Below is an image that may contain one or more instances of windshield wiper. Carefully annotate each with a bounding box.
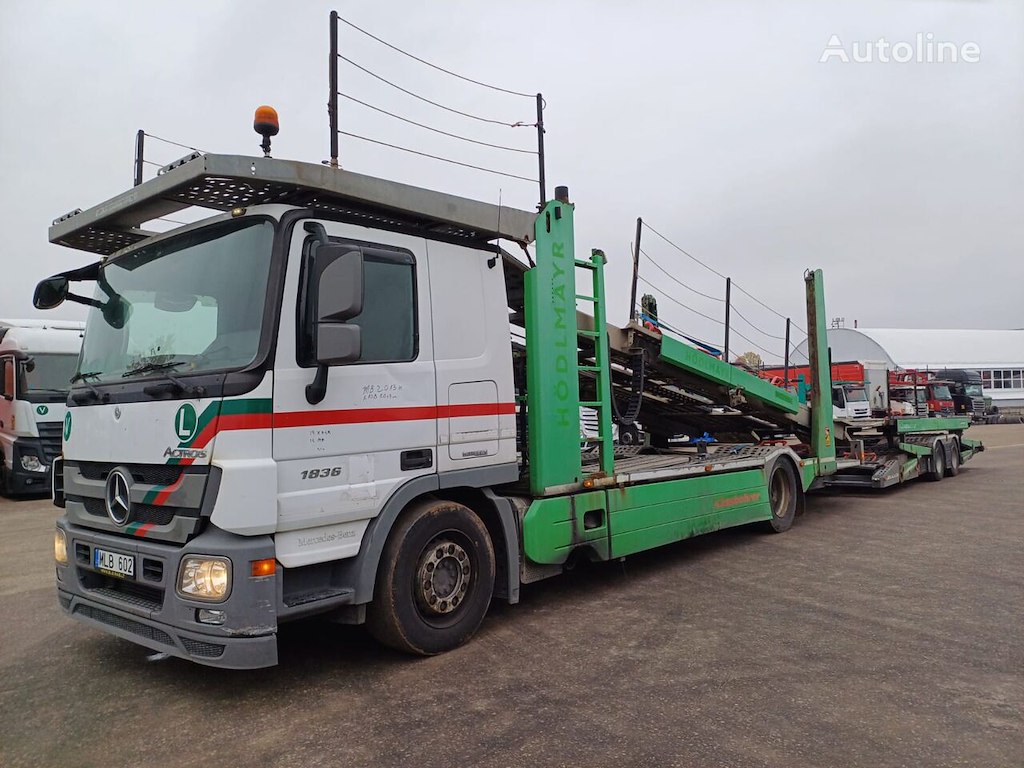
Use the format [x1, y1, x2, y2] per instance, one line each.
[69, 371, 108, 404]
[127, 360, 205, 397]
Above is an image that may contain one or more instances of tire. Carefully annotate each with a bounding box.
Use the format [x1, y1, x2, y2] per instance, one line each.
[927, 442, 945, 482]
[761, 459, 798, 534]
[367, 499, 495, 655]
[0, 454, 13, 497]
[945, 442, 961, 477]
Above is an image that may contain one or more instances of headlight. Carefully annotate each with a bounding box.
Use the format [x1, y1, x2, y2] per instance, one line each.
[54, 528, 68, 565]
[21, 454, 45, 472]
[177, 556, 231, 602]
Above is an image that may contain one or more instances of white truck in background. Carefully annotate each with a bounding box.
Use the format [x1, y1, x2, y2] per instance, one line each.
[0, 319, 84, 495]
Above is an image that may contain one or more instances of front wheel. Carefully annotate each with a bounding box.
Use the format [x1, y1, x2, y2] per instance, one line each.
[367, 499, 495, 655]
[761, 459, 798, 534]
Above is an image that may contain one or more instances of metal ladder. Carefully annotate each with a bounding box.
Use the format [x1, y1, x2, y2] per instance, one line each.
[575, 249, 614, 476]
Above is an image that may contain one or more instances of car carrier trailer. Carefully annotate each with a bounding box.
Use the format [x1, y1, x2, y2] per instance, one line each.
[36, 124, 981, 668]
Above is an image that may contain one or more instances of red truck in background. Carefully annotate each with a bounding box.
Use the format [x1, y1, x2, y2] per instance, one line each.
[762, 361, 955, 419]
[889, 370, 955, 417]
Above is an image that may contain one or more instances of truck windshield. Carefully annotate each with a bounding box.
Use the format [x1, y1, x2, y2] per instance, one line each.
[77, 219, 274, 383]
[930, 384, 952, 400]
[845, 387, 867, 402]
[965, 384, 984, 397]
[22, 353, 79, 401]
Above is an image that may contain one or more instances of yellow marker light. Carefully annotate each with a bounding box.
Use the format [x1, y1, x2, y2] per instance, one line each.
[582, 478, 594, 489]
[251, 558, 276, 578]
[54, 528, 68, 565]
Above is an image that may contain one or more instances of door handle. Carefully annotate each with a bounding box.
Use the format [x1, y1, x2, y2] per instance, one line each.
[400, 449, 433, 471]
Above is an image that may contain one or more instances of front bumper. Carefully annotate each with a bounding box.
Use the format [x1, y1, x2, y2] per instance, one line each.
[56, 518, 280, 669]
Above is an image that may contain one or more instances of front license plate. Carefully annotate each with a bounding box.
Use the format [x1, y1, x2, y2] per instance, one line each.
[94, 548, 135, 579]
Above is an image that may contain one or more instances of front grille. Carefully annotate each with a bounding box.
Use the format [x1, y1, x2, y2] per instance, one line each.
[83, 498, 189, 526]
[80, 570, 164, 611]
[972, 397, 986, 414]
[77, 462, 184, 486]
[74, 604, 174, 646]
[37, 422, 63, 464]
[181, 637, 226, 658]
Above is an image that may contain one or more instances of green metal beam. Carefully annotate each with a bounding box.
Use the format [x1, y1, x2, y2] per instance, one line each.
[525, 199, 583, 494]
[658, 334, 800, 414]
[804, 269, 836, 473]
[895, 416, 970, 434]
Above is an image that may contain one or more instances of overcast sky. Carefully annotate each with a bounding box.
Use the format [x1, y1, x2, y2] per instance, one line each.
[1, 0, 1020, 362]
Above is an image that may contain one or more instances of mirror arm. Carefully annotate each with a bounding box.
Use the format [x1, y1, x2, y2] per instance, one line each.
[305, 364, 328, 405]
[66, 292, 103, 309]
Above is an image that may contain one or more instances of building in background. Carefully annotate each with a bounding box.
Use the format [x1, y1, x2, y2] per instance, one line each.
[792, 328, 1024, 410]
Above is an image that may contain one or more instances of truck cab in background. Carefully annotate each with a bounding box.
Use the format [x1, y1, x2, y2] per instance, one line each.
[0, 320, 84, 495]
[933, 369, 986, 418]
[831, 382, 871, 420]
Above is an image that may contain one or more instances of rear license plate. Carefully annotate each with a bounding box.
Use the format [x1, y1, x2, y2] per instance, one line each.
[94, 548, 135, 579]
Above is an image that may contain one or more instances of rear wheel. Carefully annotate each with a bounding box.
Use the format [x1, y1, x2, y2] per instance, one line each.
[927, 442, 945, 481]
[762, 459, 798, 534]
[945, 442, 961, 477]
[367, 499, 495, 655]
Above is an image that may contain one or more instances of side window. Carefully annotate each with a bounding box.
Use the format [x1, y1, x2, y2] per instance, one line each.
[0, 359, 11, 399]
[299, 238, 417, 366]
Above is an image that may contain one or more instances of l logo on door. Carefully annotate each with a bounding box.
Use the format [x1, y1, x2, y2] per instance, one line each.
[175, 403, 198, 443]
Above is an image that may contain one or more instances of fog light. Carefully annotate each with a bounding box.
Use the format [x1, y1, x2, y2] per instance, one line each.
[177, 556, 232, 602]
[54, 528, 68, 565]
[197, 609, 226, 625]
[21, 454, 45, 472]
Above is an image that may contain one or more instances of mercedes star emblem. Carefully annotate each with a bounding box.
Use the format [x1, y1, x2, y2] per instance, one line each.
[104, 468, 132, 525]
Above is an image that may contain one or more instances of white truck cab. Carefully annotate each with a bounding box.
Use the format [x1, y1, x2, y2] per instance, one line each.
[0, 319, 84, 495]
[831, 382, 871, 421]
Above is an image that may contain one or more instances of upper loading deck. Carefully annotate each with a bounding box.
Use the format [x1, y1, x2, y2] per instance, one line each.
[49, 153, 538, 256]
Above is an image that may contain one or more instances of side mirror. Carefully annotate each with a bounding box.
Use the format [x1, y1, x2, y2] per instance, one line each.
[33, 276, 69, 309]
[305, 245, 365, 404]
[317, 248, 364, 322]
[3, 361, 15, 400]
[101, 296, 131, 329]
[317, 323, 362, 365]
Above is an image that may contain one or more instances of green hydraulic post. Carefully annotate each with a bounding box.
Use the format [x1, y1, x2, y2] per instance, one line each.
[578, 248, 614, 476]
[805, 269, 837, 474]
[525, 191, 583, 494]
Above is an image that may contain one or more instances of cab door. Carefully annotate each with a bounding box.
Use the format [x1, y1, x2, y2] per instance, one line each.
[271, 220, 437, 566]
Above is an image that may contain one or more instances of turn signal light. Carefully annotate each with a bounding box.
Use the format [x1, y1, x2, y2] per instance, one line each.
[251, 558, 276, 578]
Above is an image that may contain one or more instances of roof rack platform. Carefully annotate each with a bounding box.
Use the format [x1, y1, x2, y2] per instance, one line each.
[50, 153, 538, 256]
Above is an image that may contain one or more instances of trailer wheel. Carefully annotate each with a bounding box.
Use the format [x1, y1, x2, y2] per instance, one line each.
[945, 442, 961, 477]
[927, 442, 945, 482]
[762, 460, 798, 534]
[367, 499, 495, 655]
